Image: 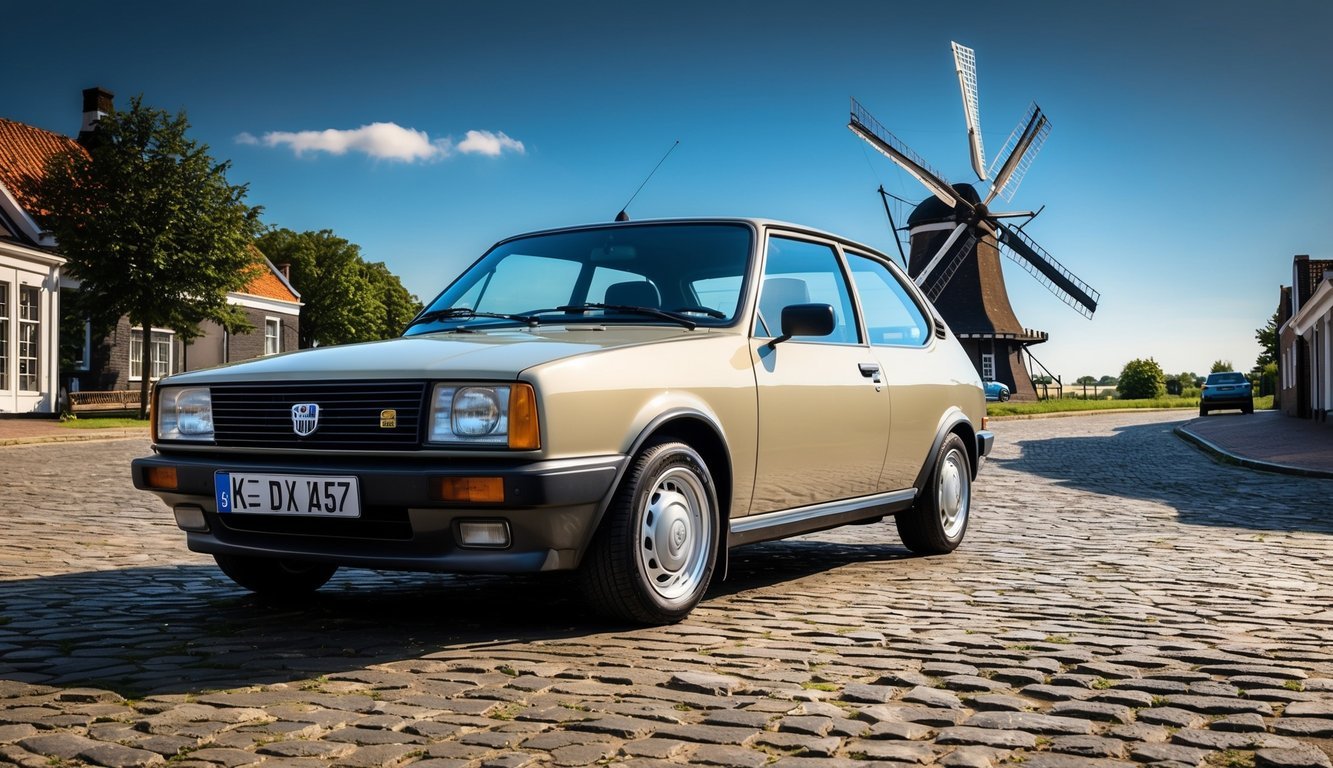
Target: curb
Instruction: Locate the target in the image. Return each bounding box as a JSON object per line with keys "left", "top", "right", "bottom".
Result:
{"left": 1173, "top": 425, "right": 1333, "bottom": 480}
{"left": 989, "top": 408, "right": 1196, "bottom": 422}
{"left": 0, "top": 430, "right": 148, "bottom": 448}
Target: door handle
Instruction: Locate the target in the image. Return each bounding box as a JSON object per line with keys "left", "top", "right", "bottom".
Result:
{"left": 858, "top": 363, "right": 881, "bottom": 378}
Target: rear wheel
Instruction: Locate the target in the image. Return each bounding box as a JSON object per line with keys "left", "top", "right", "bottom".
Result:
{"left": 998, "top": 388, "right": 1010, "bottom": 402}
{"left": 897, "top": 433, "right": 971, "bottom": 555}
{"left": 214, "top": 554, "right": 337, "bottom": 598}
{"left": 1199, "top": 405, "right": 1209, "bottom": 417}
{"left": 580, "top": 440, "right": 719, "bottom": 624}
{"left": 1243, "top": 402, "right": 1254, "bottom": 414}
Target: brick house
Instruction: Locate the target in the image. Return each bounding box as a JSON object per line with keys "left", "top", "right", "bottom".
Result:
{"left": 1278, "top": 255, "right": 1333, "bottom": 423}
{"left": 0, "top": 88, "right": 300, "bottom": 412}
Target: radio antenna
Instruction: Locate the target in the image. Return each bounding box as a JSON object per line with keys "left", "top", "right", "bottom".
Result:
{"left": 616, "top": 140, "right": 679, "bottom": 221}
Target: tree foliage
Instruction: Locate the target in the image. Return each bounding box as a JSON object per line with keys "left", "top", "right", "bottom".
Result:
{"left": 23, "top": 96, "right": 262, "bottom": 415}
{"left": 1117, "top": 358, "right": 1165, "bottom": 399}
{"left": 1210, "top": 359, "right": 1234, "bottom": 373}
{"left": 1097, "top": 375, "right": 1119, "bottom": 386}
{"left": 1075, "top": 375, "right": 1098, "bottom": 386}
{"left": 1255, "top": 310, "right": 1279, "bottom": 368}
{"left": 256, "top": 228, "right": 421, "bottom": 347}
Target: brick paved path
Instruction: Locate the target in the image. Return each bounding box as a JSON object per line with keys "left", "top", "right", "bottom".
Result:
{"left": 1, "top": 411, "right": 1331, "bottom": 768}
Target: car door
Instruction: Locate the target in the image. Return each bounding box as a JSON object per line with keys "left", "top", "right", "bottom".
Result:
{"left": 748, "top": 234, "right": 890, "bottom": 514}
{"left": 845, "top": 250, "right": 941, "bottom": 491}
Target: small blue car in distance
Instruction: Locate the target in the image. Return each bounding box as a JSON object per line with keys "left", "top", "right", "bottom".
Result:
{"left": 985, "top": 381, "right": 1010, "bottom": 402}
{"left": 1200, "top": 371, "right": 1253, "bottom": 416}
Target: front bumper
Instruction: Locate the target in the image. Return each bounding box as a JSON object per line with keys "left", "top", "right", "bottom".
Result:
{"left": 131, "top": 452, "right": 625, "bottom": 573}
{"left": 976, "top": 430, "right": 995, "bottom": 470}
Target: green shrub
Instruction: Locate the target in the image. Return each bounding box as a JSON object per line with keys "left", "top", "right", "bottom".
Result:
{"left": 1117, "top": 358, "right": 1166, "bottom": 399}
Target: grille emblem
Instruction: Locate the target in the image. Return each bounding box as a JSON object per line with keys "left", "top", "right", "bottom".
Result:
{"left": 291, "top": 403, "right": 320, "bottom": 437}
{"left": 380, "top": 409, "right": 398, "bottom": 429}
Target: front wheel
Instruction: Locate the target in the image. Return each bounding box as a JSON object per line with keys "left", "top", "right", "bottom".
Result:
{"left": 998, "top": 388, "right": 1010, "bottom": 402}
{"left": 896, "top": 433, "right": 972, "bottom": 555}
{"left": 580, "top": 440, "right": 719, "bottom": 624}
{"left": 214, "top": 554, "right": 337, "bottom": 598}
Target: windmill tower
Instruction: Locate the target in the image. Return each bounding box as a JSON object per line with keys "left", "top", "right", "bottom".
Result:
{"left": 849, "top": 43, "right": 1099, "bottom": 400}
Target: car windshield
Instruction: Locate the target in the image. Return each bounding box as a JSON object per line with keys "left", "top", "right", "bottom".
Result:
{"left": 1207, "top": 372, "right": 1246, "bottom": 385}
{"left": 406, "top": 223, "right": 753, "bottom": 334}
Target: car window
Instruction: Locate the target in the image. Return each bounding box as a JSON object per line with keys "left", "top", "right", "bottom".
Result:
{"left": 468, "top": 254, "right": 581, "bottom": 313}
{"left": 410, "top": 223, "right": 754, "bottom": 332}
{"left": 846, "top": 252, "right": 930, "bottom": 347}
{"left": 1207, "top": 372, "right": 1246, "bottom": 384}
{"left": 757, "top": 236, "right": 859, "bottom": 344}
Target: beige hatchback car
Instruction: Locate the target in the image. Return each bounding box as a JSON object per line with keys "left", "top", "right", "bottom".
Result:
{"left": 133, "top": 219, "right": 992, "bottom": 624}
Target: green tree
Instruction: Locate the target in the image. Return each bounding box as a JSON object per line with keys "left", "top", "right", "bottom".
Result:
{"left": 256, "top": 228, "right": 372, "bottom": 348}
{"left": 1210, "top": 359, "right": 1233, "bottom": 373}
{"left": 363, "top": 260, "right": 422, "bottom": 338}
{"left": 1178, "top": 371, "right": 1199, "bottom": 387}
{"left": 1117, "top": 358, "right": 1165, "bottom": 399}
{"left": 1097, "top": 375, "right": 1118, "bottom": 386}
{"left": 24, "top": 96, "right": 261, "bottom": 416}
{"left": 256, "top": 229, "right": 420, "bottom": 346}
{"left": 1255, "top": 310, "right": 1279, "bottom": 368}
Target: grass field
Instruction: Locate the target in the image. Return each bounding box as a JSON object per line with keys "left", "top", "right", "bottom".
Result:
{"left": 989, "top": 394, "right": 1274, "bottom": 417}
{"left": 59, "top": 416, "right": 149, "bottom": 429}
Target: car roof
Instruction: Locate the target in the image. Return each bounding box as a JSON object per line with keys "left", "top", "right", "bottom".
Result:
{"left": 496, "top": 217, "right": 897, "bottom": 264}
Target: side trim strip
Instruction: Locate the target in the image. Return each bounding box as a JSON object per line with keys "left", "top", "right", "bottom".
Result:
{"left": 728, "top": 489, "right": 916, "bottom": 547}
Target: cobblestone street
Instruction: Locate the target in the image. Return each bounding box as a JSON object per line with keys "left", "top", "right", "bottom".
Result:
{"left": 1, "top": 410, "right": 1331, "bottom": 768}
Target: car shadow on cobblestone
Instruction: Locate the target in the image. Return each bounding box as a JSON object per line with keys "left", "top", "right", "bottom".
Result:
{"left": 0, "top": 539, "right": 910, "bottom": 698}
{"left": 994, "top": 420, "right": 1333, "bottom": 533}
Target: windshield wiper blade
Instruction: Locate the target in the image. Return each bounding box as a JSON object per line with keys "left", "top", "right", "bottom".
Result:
{"left": 407, "top": 307, "right": 538, "bottom": 329}
{"left": 551, "top": 303, "right": 696, "bottom": 330}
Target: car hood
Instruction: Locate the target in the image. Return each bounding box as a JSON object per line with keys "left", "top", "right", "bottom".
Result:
{"left": 161, "top": 326, "right": 711, "bottom": 384}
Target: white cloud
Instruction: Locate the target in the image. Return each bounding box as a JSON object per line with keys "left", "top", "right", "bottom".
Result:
{"left": 237, "top": 122, "right": 524, "bottom": 162}
{"left": 456, "top": 130, "right": 525, "bottom": 157}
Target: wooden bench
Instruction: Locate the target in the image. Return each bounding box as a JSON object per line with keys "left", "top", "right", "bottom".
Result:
{"left": 68, "top": 390, "right": 145, "bottom": 414}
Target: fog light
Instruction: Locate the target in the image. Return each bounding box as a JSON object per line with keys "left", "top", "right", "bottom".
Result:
{"left": 145, "top": 466, "right": 178, "bottom": 490}
{"left": 458, "top": 520, "right": 510, "bottom": 548}
{"left": 434, "top": 476, "right": 505, "bottom": 503}
{"left": 173, "top": 504, "right": 208, "bottom": 532}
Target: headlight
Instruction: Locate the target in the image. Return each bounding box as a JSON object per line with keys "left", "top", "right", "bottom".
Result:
{"left": 428, "top": 383, "right": 540, "bottom": 449}
{"left": 157, "top": 387, "right": 214, "bottom": 441}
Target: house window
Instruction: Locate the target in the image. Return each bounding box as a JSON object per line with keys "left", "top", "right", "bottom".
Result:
{"left": 981, "top": 353, "right": 996, "bottom": 381}
{"left": 264, "top": 317, "right": 280, "bottom": 355}
{"left": 18, "top": 286, "right": 39, "bottom": 391}
{"left": 0, "top": 281, "right": 8, "bottom": 390}
{"left": 130, "top": 329, "right": 173, "bottom": 381}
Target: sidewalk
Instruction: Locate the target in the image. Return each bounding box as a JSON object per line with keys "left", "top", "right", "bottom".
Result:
{"left": 0, "top": 417, "right": 147, "bottom": 446}
{"left": 1176, "top": 409, "right": 1333, "bottom": 478}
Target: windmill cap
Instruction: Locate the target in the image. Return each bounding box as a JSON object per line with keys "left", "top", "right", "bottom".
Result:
{"left": 907, "top": 182, "right": 982, "bottom": 227}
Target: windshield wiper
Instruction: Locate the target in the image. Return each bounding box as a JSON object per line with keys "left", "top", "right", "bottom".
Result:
{"left": 407, "top": 307, "right": 538, "bottom": 329}
{"left": 524, "top": 303, "right": 697, "bottom": 330}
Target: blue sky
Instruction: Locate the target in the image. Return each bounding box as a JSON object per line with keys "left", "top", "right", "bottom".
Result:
{"left": 7, "top": 1, "right": 1330, "bottom": 381}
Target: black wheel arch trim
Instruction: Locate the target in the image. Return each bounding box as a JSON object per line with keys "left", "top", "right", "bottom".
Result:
{"left": 912, "top": 409, "right": 981, "bottom": 493}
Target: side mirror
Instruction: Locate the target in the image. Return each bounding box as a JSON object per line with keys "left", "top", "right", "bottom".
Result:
{"left": 768, "top": 303, "right": 835, "bottom": 347}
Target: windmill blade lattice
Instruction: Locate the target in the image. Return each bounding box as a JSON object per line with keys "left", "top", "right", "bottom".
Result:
{"left": 986, "top": 102, "right": 1050, "bottom": 204}
{"left": 920, "top": 229, "right": 978, "bottom": 302}
{"left": 849, "top": 99, "right": 958, "bottom": 208}
{"left": 951, "top": 42, "right": 987, "bottom": 181}
{"left": 996, "top": 224, "right": 1099, "bottom": 318}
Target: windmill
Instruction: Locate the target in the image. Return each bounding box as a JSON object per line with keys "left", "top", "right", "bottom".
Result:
{"left": 848, "top": 42, "right": 1099, "bottom": 401}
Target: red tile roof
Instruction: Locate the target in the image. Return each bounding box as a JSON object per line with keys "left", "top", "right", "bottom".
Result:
{"left": 0, "top": 118, "right": 86, "bottom": 214}
{"left": 0, "top": 116, "right": 297, "bottom": 304}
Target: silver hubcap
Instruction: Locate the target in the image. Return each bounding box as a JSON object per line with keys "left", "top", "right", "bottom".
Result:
{"left": 938, "top": 448, "right": 969, "bottom": 539}
{"left": 638, "top": 465, "right": 711, "bottom": 601}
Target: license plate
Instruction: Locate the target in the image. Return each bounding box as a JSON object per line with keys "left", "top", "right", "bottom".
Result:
{"left": 214, "top": 472, "right": 361, "bottom": 517}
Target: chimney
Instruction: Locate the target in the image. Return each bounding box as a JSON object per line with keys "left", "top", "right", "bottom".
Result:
{"left": 276, "top": 263, "right": 292, "bottom": 281}
{"left": 77, "top": 87, "right": 115, "bottom": 146}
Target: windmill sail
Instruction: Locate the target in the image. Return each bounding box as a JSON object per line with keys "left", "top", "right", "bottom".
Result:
{"left": 849, "top": 99, "right": 958, "bottom": 208}
{"left": 919, "top": 227, "right": 978, "bottom": 302}
{"left": 997, "top": 224, "right": 1099, "bottom": 318}
{"left": 986, "top": 103, "right": 1050, "bottom": 204}
{"left": 951, "top": 42, "right": 987, "bottom": 181}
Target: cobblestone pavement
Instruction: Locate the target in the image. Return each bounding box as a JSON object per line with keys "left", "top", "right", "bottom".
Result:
{"left": 1, "top": 410, "right": 1331, "bottom": 768}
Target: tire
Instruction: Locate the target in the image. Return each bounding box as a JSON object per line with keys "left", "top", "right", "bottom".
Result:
{"left": 214, "top": 554, "right": 337, "bottom": 598}
{"left": 896, "top": 433, "right": 971, "bottom": 555}
{"left": 580, "top": 440, "right": 719, "bottom": 624}
{"left": 1243, "top": 402, "right": 1254, "bottom": 414}
{"left": 998, "top": 388, "right": 1010, "bottom": 402}
{"left": 1199, "top": 405, "right": 1208, "bottom": 417}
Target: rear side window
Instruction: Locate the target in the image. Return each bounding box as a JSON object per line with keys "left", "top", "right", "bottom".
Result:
{"left": 846, "top": 252, "right": 930, "bottom": 347}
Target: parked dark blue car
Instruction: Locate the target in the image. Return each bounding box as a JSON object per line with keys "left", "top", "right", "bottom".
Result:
{"left": 1200, "top": 371, "right": 1253, "bottom": 416}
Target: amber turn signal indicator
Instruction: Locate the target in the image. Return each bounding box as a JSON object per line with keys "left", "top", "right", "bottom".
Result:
{"left": 434, "top": 476, "right": 505, "bottom": 503}
{"left": 144, "top": 466, "right": 178, "bottom": 490}
{"left": 507, "top": 383, "right": 540, "bottom": 450}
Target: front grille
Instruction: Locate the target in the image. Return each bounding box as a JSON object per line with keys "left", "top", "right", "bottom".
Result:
{"left": 210, "top": 381, "right": 428, "bottom": 450}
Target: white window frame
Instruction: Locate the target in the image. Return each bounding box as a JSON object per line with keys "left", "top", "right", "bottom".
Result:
{"left": 981, "top": 352, "right": 996, "bottom": 381}
{"left": 0, "top": 280, "right": 8, "bottom": 391}
{"left": 17, "top": 285, "right": 40, "bottom": 392}
{"left": 264, "top": 316, "right": 281, "bottom": 356}
{"left": 129, "top": 328, "right": 175, "bottom": 382}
